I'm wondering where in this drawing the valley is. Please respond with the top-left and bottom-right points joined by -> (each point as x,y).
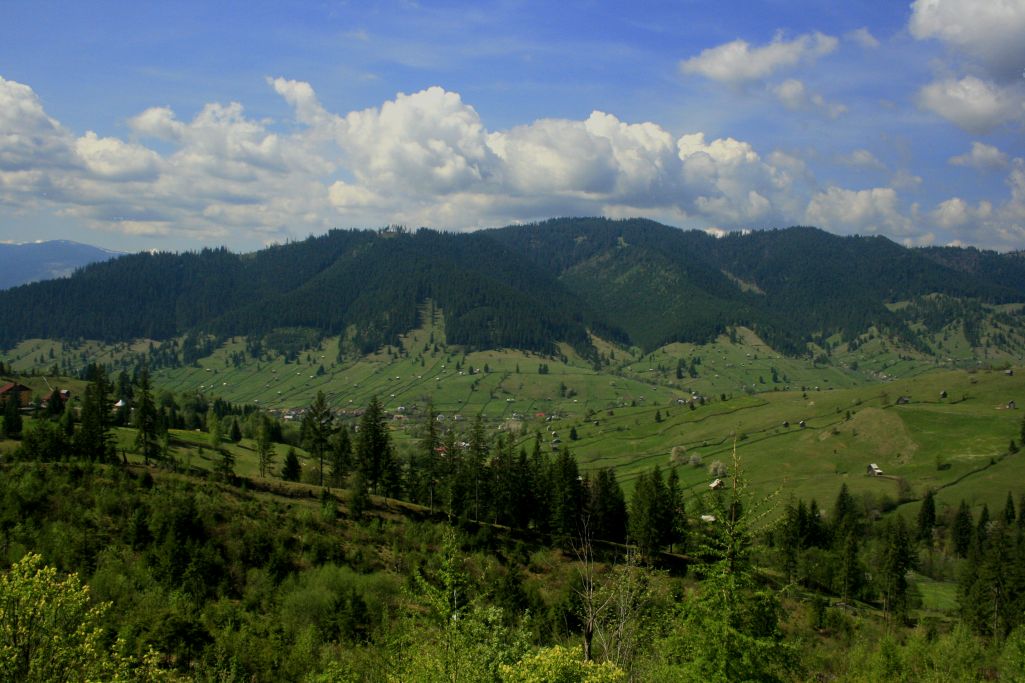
3,219 -> 1025,680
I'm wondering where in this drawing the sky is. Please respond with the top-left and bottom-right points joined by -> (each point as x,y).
0,0 -> 1023,253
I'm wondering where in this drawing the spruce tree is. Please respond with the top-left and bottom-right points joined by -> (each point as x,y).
1003,491 -> 1016,525
2,392 -> 22,439
836,531 -> 864,604
354,396 -> 396,495
550,447 -> 583,540
207,411 -> 222,452
348,469 -> 370,520
229,417 -> 242,444
831,482 -> 859,543
60,405 -> 74,438
777,500 -> 802,583
629,466 -> 670,560
489,433 -> 516,526
654,449 -> 794,681
329,426 -> 352,488
44,386 -> 64,418
132,366 -> 159,466
880,516 -> 914,623
413,401 -> 440,506
805,499 -> 829,548
511,447 -> 534,531
217,446 -> 235,480
917,488 -> 936,543
281,447 -> 301,482
976,504 -> 991,549
586,467 -> 627,544
465,414 -> 489,521
661,466 -> 684,552
952,500 -> 973,557
530,436 -> 553,535
302,390 -> 335,487
74,364 -> 115,462
256,417 -> 275,478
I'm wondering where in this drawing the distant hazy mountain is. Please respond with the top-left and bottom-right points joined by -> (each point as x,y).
0,240 -> 121,290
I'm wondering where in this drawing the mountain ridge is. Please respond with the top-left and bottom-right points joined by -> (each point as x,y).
0,239 -> 122,290
3,218 -> 1025,358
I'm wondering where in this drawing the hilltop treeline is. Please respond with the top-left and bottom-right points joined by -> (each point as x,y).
5,219 -> 1025,361
0,229 -> 599,358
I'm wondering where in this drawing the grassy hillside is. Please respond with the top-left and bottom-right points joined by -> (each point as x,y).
6,305 -> 1025,518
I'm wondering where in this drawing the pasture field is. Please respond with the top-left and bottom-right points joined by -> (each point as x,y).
558,365 -> 1024,513
5,311 -> 1025,517
139,363 -> 1025,519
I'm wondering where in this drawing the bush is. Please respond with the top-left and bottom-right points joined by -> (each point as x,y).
499,645 -> 625,682
708,460 -> 728,478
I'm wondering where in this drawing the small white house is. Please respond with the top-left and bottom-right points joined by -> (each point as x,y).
867,463 -> 883,476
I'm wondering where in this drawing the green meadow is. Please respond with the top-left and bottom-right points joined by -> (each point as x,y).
6,310 -> 1025,518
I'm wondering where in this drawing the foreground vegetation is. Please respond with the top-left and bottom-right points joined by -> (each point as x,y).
3,362 -> 1025,680
1,456 -> 1024,681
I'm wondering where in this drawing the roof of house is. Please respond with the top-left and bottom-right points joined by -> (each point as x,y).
0,382 -> 30,394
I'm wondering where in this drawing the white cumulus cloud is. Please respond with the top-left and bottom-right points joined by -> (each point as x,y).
74,132 -> 162,180
340,86 -> 496,195
949,141 -> 1011,170
917,75 -> 1025,133
836,149 -> 886,170
928,159 -> 1025,247
910,0 -> 1025,80
0,73 -> 949,248
847,27 -> 880,49
679,32 -> 838,86
805,187 -> 912,235
931,197 -> 993,228
0,75 -> 76,174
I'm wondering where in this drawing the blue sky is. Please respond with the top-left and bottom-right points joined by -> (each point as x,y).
1,0 -> 1023,252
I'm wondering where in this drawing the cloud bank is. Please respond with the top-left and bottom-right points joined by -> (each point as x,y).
910,0 -> 1025,132
1,72 -> 1023,249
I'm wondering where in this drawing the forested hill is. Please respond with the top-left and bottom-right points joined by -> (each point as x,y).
0,229 -> 600,356
487,218 -> 1025,354
3,218 -> 1025,356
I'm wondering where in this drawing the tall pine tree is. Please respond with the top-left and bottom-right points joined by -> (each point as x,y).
354,396 -> 397,496
132,366 -> 159,466
302,390 -> 336,487
74,364 -> 115,463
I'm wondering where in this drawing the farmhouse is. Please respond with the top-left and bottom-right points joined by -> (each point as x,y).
0,382 -> 31,408
867,463 -> 883,476
42,388 -> 70,408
